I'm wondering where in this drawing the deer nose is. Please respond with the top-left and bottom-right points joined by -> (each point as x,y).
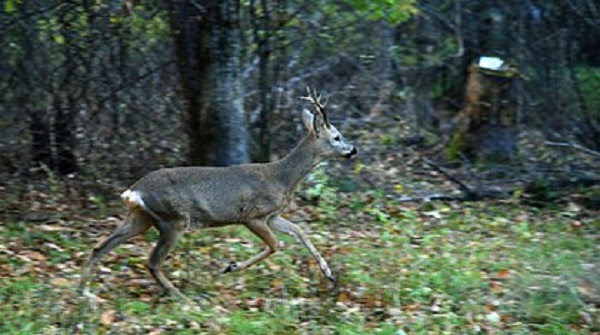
344,147 -> 358,159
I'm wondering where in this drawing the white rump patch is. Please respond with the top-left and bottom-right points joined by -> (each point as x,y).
121,189 -> 146,209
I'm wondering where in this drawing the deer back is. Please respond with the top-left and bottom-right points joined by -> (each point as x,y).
124,165 -> 287,227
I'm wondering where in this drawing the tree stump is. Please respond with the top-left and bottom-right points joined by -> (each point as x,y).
447,61 -> 523,163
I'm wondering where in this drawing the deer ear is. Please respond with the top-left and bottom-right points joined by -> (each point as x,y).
301,108 -> 316,133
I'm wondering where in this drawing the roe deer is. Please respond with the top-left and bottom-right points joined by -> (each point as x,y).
80,89 -> 357,300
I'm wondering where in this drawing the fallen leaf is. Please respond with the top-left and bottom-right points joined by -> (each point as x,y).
39,224 -> 75,232
101,310 -> 116,326
246,297 -> 265,309
51,277 -> 70,287
571,221 -> 583,229
0,264 -> 12,277
489,280 -> 503,293
45,243 -> 64,252
189,320 -> 201,330
580,311 -> 593,325
0,244 -> 14,255
486,299 -> 500,312
72,322 -> 84,334
495,269 -> 511,279
18,250 -> 47,262
271,278 -> 283,290
486,311 -> 501,324
423,210 -> 442,219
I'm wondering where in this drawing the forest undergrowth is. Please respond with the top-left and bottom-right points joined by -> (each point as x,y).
1,176 -> 599,334
1,121 -> 599,334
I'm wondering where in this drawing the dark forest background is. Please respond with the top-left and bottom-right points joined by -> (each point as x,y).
1,1 -> 599,334
1,0 -> 599,187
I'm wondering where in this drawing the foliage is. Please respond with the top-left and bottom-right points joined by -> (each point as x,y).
2,0 -> 600,176
576,66 -> 600,116
346,0 -> 418,24
445,128 -> 469,163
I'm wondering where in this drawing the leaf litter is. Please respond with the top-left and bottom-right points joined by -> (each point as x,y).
0,121 -> 599,333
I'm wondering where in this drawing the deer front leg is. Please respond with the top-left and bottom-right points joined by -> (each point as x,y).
223,219 -> 278,274
268,215 -> 335,283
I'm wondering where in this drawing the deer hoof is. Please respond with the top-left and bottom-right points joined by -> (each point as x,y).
222,262 -> 238,273
327,275 -> 337,284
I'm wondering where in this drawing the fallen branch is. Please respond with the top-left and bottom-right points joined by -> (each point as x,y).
397,188 -> 516,203
417,156 -> 481,200
395,175 -> 600,204
545,141 -> 600,158
398,193 -> 464,202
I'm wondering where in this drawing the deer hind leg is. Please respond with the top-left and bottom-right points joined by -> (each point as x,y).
222,219 -> 278,274
268,215 -> 334,282
148,220 -> 187,300
80,210 -> 153,291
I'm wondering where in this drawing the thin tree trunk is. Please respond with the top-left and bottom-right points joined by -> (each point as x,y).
167,1 -> 214,166
251,0 -> 273,162
168,0 -> 248,166
54,97 -> 78,174
29,110 -> 52,168
53,1 -> 81,175
207,0 -> 249,166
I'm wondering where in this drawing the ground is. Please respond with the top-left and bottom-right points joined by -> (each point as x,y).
1,120 -> 599,334
0,181 -> 598,334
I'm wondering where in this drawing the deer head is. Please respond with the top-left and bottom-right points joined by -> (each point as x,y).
301,88 -> 357,159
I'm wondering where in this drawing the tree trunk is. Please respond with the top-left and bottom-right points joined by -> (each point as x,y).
168,0 -> 248,166
206,0 -> 249,166
52,2 -> 80,175
29,110 -> 52,169
167,1 -> 211,166
251,0 -> 273,162
53,97 -> 78,175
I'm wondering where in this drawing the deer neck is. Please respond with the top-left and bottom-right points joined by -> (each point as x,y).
273,134 -> 320,193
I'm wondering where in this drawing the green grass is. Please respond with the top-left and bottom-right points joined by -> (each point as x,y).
0,197 -> 598,334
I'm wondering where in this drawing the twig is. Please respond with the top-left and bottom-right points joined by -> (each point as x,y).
545,141 -> 600,158
397,187 -> 516,202
418,156 -> 477,199
97,60 -> 175,106
0,2 -> 65,31
398,193 -> 464,202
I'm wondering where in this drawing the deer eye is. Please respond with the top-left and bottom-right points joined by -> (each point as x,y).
333,136 -> 340,142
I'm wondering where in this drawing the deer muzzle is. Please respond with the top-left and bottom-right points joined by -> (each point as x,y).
343,147 -> 358,159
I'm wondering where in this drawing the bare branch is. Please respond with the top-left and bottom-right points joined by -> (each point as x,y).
419,156 -> 478,199
398,193 -> 464,202
545,141 -> 600,158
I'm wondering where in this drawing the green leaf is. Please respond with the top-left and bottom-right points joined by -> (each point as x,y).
53,34 -> 65,45
4,0 -> 17,13
346,0 -> 418,24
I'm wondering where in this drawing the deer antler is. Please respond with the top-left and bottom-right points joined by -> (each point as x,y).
301,87 -> 330,128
